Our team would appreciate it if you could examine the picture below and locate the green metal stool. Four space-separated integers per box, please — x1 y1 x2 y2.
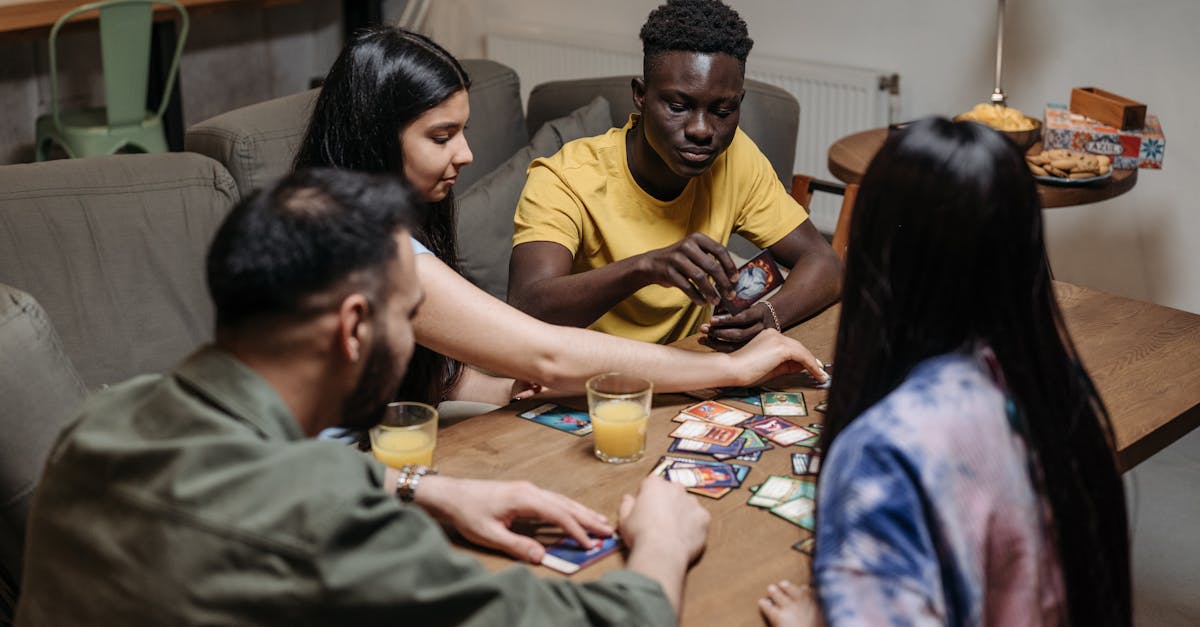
35 0 189 161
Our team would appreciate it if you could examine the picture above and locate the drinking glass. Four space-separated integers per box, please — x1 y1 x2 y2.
370 402 438 468
586 373 652 463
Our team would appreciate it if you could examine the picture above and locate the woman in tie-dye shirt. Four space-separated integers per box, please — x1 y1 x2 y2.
760 117 1131 627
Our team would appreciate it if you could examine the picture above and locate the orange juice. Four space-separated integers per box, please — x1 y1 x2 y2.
591 399 648 462
372 429 435 467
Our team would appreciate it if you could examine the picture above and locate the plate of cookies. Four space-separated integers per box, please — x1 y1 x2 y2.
1026 149 1113 185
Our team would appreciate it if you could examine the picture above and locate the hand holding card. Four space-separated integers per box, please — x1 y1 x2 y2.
542 534 622 574
719 250 785 314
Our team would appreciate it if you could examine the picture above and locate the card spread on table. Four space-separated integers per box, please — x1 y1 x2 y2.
720 250 785 314
792 452 812 475
771 497 816 530
734 429 773 454
668 436 745 459
517 403 592 436
666 465 742 488
669 420 743 446
760 392 808 417
747 475 815 508
791 452 821 475
541 534 621 575
734 450 764 462
650 455 751 499
680 400 755 426
740 416 816 446
814 399 828 413
792 537 815 555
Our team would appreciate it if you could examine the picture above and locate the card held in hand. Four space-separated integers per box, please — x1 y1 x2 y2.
541 534 622 575
720 250 785 314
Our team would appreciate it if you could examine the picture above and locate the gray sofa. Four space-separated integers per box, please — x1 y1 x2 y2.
185 60 804 297
0 57 804 617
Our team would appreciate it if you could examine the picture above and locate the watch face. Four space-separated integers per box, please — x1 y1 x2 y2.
734 266 769 301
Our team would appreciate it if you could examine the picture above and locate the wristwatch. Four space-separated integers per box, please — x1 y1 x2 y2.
395 464 438 502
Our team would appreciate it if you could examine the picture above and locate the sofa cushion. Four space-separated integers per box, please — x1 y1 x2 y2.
0 285 87 599
456 96 612 299
185 88 319 197
0 153 237 388
185 59 526 197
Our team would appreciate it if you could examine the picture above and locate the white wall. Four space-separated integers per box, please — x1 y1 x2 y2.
480 0 1200 314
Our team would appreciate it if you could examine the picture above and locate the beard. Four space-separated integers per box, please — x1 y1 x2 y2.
339 336 404 432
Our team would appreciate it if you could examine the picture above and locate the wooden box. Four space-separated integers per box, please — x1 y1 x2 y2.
1070 87 1147 130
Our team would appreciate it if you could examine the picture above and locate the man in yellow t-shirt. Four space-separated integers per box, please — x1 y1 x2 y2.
508 0 841 345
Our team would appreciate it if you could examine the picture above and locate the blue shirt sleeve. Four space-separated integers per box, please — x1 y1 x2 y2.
814 422 946 625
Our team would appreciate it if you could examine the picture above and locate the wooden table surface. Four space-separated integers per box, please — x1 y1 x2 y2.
827 128 1138 209
436 281 1200 626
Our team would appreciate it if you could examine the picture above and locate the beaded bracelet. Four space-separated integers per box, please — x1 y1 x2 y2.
759 300 782 331
396 464 438 502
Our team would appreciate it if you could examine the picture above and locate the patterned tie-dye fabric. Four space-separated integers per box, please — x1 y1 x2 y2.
814 350 1065 626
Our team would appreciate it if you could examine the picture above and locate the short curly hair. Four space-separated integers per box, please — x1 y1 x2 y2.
639 0 754 74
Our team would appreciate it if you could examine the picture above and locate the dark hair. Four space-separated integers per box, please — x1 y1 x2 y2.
639 0 753 74
294 26 470 404
823 117 1130 625
207 168 416 328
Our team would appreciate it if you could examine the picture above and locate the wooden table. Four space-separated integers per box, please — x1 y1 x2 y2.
436 281 1200 626
827 128 1138 208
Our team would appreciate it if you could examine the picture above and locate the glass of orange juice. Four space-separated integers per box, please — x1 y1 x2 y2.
586 373 652 464
370 402 438 468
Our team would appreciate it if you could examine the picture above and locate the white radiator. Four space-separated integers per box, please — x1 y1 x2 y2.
485 21 899 233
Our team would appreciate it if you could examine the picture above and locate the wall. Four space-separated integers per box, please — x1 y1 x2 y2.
478 0 1200 314
0 0 342 164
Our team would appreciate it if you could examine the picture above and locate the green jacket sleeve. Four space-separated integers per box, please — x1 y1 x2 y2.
309 465 676 627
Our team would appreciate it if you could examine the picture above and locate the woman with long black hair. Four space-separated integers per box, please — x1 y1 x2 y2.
760 117 1130 626
295 26 828 408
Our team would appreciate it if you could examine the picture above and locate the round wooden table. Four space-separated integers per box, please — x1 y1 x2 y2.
828 128 1138 208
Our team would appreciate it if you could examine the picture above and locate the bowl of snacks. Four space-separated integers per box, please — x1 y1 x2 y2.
1025 149 1112 185
955 103 1042 153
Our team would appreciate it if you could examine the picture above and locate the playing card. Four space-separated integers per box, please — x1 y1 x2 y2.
666 465 741 488
747 475 815 508
771 497 816 530
760 392 808 417
792 537 815 555
734 429 773 454
669 420 743 446
668 436 745 459
814 400 828 413
541 534 622 574
517 403 592 436
791 452 811 475
650 456 750 499
734 450 763 462
681 400 755 426
740 416 816 446
720 250 785 314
